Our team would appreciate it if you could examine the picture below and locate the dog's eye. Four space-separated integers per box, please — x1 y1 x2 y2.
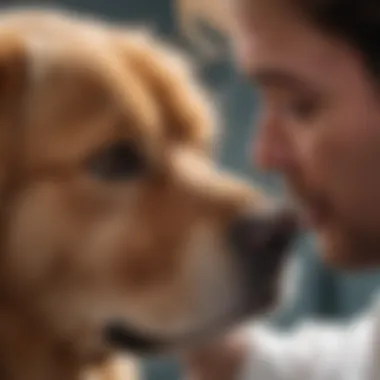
89 141 144 181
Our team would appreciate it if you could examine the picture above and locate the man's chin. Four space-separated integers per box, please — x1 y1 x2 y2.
317 229 380 272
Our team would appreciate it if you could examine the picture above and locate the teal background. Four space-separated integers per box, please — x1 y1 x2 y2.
9 0 380 378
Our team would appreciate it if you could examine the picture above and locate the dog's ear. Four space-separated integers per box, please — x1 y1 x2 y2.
113 30 218 154
0 34 27 199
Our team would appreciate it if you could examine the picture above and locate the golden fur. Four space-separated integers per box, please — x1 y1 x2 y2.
0 7 289 380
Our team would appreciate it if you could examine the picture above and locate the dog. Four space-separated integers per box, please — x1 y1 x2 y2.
0 8 298 380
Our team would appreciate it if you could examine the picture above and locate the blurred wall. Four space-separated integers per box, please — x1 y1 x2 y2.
7 0 380 379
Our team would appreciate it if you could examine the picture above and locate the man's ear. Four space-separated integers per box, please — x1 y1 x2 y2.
0 33 27 199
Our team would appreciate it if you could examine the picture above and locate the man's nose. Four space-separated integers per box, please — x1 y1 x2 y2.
252 119 293 171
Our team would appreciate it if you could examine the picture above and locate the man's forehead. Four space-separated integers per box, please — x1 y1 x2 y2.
232 2 352 65
233 23 361 92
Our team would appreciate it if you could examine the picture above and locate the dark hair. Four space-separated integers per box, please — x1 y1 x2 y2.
176 0 380 73
297 0 380 74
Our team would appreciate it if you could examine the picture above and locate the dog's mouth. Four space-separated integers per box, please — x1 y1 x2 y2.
104 274 288 356
104 307 253 355
104 210 300 355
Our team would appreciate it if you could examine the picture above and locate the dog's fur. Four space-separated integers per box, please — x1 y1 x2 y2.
0 8 294 380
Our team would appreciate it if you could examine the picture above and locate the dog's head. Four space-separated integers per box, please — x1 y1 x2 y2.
0 9 298 360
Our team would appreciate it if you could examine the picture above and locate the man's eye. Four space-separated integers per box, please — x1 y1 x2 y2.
88 141 145 181
287 97 320 121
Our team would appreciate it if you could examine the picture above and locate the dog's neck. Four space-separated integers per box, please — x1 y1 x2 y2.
0 302 89 380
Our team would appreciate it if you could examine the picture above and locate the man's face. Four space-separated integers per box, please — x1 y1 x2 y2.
231 0 380 269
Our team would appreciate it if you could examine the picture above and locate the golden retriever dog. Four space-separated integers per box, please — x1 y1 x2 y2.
0 7 298 380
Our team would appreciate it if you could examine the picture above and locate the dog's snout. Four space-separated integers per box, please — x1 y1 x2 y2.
229 207 299 256
105 321 163 353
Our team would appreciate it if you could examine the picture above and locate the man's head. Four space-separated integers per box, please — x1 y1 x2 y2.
178 0 380 270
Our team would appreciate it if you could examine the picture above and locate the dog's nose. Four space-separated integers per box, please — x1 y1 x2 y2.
229 207 299 257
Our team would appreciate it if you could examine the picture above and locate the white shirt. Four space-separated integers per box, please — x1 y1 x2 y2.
239 295 380 380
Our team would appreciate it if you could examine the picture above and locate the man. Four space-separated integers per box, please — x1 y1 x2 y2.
182 0 380 379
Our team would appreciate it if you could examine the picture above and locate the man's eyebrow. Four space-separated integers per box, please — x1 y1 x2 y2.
246 67 311 90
